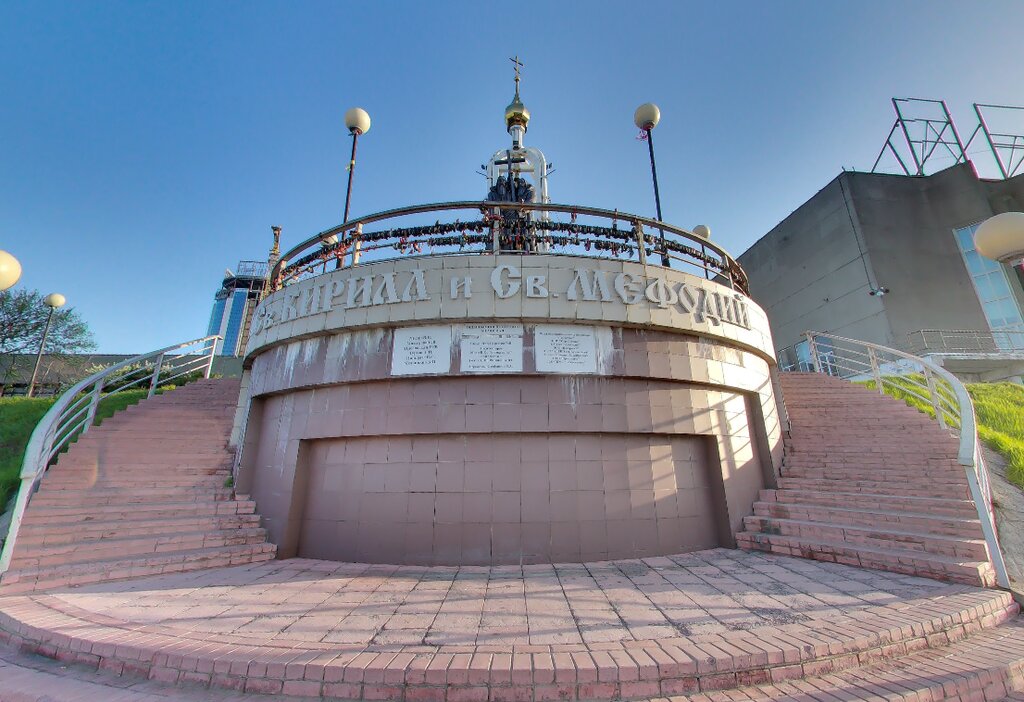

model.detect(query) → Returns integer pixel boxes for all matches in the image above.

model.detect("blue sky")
[2,1,1022,353]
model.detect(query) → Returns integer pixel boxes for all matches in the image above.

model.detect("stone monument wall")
[235,254,781,565]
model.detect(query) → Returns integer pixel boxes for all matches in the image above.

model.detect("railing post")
[806,332,820,373]
[84,379,103,431]
[868,347,883,394]
[350,223,362,267]
[148,353,165,398]
[923,367,947,430]
[204,339,217,379]
[634,221,647,266]
[491,208,501,255]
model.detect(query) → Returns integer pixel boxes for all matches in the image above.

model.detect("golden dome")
[505,89,530,131]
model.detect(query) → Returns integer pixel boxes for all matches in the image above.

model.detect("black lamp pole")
[644,126,669,266]
[342,130,361,226]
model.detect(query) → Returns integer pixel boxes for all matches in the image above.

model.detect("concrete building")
[206,261,268,356]
[738,162,1024,379]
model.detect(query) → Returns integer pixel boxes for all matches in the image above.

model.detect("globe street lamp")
[634,103,669,266]
[342,107,371,226]
[0,250,22,291]
[27,293,66,398]
[974,212,1024,265]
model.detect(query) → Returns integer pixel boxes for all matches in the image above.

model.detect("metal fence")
[906,328,1024,354]
[0,335,220,574]
[270,201,748,294]
[793,330,1009,588]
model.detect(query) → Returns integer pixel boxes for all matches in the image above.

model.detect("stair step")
[20,499,256,525]
[763,488,979,516]
[737,531,995,586]
[742,515,990,560]
[0,543,277,594]
[16,514,262,545]
[753,501,983,537]
[9,528,269,567]
[777,476,971,498]
[29,487,237,506]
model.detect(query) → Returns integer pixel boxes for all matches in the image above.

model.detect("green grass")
[862,376,1024,489]
[967,383,1024,488]
[0,397,56,510]
[0,388,169,509]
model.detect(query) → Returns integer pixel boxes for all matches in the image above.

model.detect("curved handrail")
[797,330,1009,588]
[270,201,748,294]
[0,335,221,574]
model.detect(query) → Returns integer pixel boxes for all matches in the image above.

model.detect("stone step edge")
[20,498,254,515]
[0,543,277,588]
[0,589,1013,699]
[737,533,993,585]
[754,501,982,527]
[11,527,268,557]
[18,515,260,541]
[670,617,1024,702]
[742,515,989,549]
[767,488,977,508]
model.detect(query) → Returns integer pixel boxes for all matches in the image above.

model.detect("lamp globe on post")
[634,102,669,266]
[974,212,1024,265]
[342,107,371,269]
[27,293,66,398]
[342,107,371,225]
[0,250,22,291]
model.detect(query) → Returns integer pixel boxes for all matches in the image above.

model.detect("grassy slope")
[862,377,1024,488]
[0,389,155,508]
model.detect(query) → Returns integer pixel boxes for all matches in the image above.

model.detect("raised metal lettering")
[491,264,522,299]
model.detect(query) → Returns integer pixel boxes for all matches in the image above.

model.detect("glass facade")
[221,289,250,356]
[207,296,226,338]
[954,224,1024,350]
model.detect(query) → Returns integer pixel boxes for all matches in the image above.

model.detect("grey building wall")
[739,163,1024,359]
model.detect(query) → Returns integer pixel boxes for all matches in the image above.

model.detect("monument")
[232,62,782,566]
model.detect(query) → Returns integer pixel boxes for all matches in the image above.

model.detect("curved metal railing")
[796,330,1009,588]
[270,201,748,294]
[0,335,220,574]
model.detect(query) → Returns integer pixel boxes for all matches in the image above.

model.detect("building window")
[207,296,226,338]
[954,224,1024,350]
[221,289,250,356]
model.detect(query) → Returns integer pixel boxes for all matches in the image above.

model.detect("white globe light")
[634,103,661,130]
[0,250,22,291]
[974,212,1024,263]
[693,224,711,240]
[322,234,339,246]
[344,107,371,135]
[44,293,65,308]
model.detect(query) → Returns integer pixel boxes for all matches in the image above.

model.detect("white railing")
[796,331,1009,588]
[906,328,1024,355]
[0,335,220,574]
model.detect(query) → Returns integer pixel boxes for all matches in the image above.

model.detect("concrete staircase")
[0,379,276,594]
[738,371,998,587]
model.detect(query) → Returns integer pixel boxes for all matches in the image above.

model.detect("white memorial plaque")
[461,323,524,373]
[391,326,452,375]
[535,325,598,374]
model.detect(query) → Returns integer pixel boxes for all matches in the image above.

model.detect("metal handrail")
[270,201,748,294]
[797,330,1009,588]
[0,335,221,574]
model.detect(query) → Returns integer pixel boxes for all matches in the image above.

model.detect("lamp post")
[342,107,371,226]
[27,293,66,398]
[634,103,669,266]
[0,250,21,291]
[342,108,370,270]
